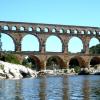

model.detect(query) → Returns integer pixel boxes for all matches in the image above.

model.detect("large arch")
[69,56,86,68]
[89,37,100,48]
[0,33,15,51]
[22,55,41,71]
[68,36,84,53]
[46,56,66,69]
[90,57,100,67]
[45,35,63,52]
[89,37,100,54]
[21,34,40,51]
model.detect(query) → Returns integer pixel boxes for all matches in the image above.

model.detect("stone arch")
[36,27,41,32]
[81,30,85,34]
[45,35,63,52]
[68,56,86,68]
[22,55,41,71]
[59,28,64,33]
[46,56,66,69]
[44,27,49,32]
[28,27,33,31]
[3,25,9,30]
[20,26,25,31]
[0,33,15,51]
[67,29,71,34]
[68,36,84,53]
[74,29,78,34]
[52,28,57,33]
[21,34,40,51]
[89,37,100,48]
[90,57,100,67]
[12,26,17,31]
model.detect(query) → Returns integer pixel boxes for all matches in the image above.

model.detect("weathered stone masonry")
[0,21,100,70]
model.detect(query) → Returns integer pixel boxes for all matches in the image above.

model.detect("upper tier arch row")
[0,21,100,35]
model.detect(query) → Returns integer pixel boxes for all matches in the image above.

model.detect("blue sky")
[0,0,100,52]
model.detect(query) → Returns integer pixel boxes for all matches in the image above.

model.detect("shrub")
[0,53,20,64]
[74,66,81,73]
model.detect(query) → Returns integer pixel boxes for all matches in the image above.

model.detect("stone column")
[40,37,46,53]
[63,40,68,54]
[15,42,21,52]
[84,42,89,54]
[82,36,90,54]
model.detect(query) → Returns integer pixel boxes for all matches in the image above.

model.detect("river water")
[0,75,100,100]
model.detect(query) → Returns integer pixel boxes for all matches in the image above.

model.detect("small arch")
[3,25,9,30]
[28,27,33,31]
[93,30,97,35]
[90,57,100,67]
[52,28,56,33]
[22,55,41,71]
[46,56,66,69]
[44,27,49,32]
[81,30,85,34]
[99,32,100,35]
[20,26,25,31]
[36,27,41,32]
[45,35,63,52]
[67,29,71,34]
[59,29,64,33]
[87,30,91,34]
[74,30,78,34]
[12,26,17,31]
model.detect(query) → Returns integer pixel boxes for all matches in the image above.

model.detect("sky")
[0,0,100,53]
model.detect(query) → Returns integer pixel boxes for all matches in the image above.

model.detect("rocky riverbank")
[0,60,100,79]
[0,61,37,79]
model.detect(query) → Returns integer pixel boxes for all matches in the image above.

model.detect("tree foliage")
[0,53,20,64]
[89,44,100,54]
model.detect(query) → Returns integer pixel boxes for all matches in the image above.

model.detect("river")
[0,75,100,100]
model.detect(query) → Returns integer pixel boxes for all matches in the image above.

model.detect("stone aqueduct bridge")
[0,21,100,70]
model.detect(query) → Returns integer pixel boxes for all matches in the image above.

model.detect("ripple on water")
[0,75,100,100]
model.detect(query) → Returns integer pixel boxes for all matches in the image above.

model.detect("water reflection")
[0,75,100,100]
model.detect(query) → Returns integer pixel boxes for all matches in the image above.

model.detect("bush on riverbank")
[73,66,81,73]
[0,53,20,64]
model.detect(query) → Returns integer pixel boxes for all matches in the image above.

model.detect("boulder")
[27,68,36,77]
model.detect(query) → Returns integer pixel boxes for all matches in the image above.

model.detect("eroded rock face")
[0,61,36,79]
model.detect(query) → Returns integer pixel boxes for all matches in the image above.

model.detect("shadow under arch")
[90,57,100,67]
[22,55,41,71]
[46,56,66,70]
[45,35,64,52]
[1,33,16,51]
[21,34,41,51]
[69,56,86,68]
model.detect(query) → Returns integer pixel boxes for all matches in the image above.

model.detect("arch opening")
[89,37,100,54]
[46,56,65,70]
[22,55,41,71]
[21,34,40,51]
[69,56,86,72]
[45,35,63,52]
[12,26,17,31]
[44,27,49,32]
[68,37,83,53]
[0,33,15,51]
[90,57,100,67]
